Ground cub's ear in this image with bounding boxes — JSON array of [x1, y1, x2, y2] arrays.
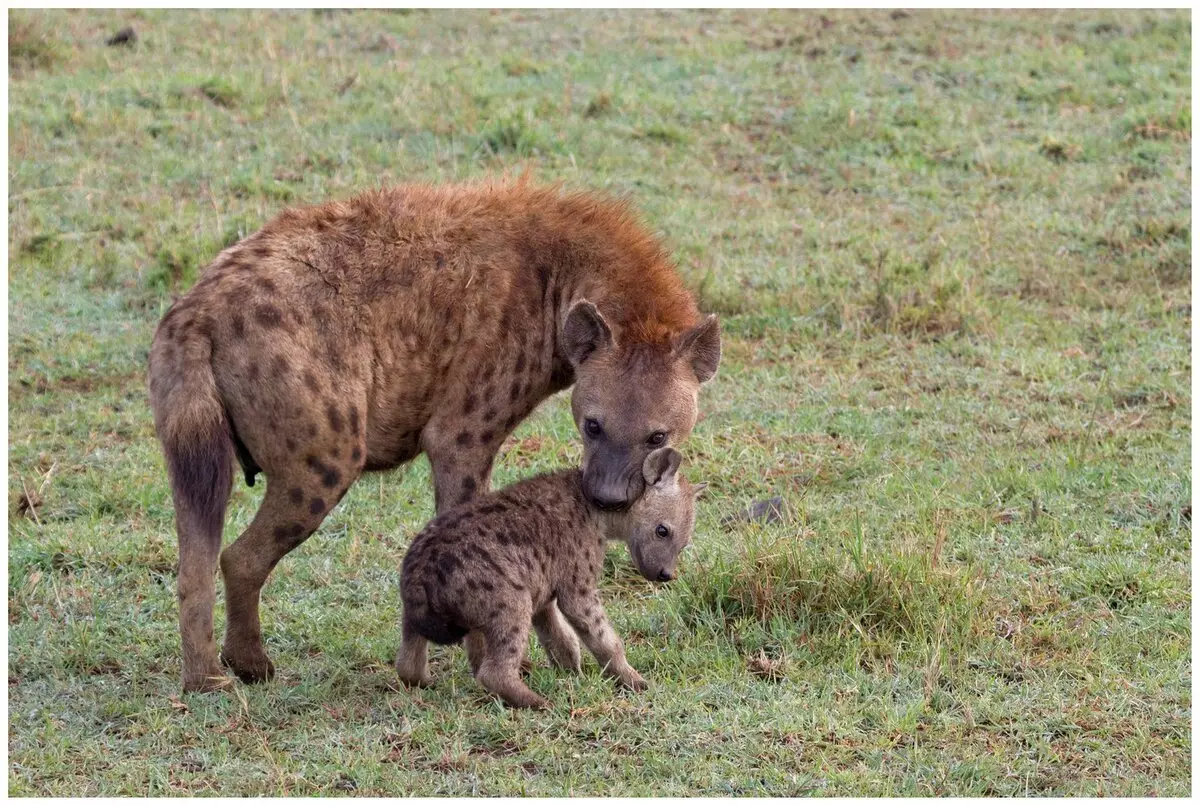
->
[[675, 314, 721, 384], [563, 300, 614, 367], [642, 447, 682, 488], [692, 481, 709, 499]]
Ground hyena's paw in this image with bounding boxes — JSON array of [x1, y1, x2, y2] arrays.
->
[[620, 670, 649, 692]]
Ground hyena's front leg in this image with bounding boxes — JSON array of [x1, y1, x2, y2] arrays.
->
[[557, 590, 648, 691], [423, 421, 503, 513]]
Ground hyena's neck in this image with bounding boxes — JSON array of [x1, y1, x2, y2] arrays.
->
[[531, 207, 702, 379]]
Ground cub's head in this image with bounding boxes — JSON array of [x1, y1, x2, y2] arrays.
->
[[623, 447, 705, 583], [564, 300, 720, 512]]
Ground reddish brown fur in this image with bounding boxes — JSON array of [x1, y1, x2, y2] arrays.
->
[[147, 178, 720, 693]]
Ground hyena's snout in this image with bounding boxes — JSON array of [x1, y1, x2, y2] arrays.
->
[[582, 465, 643, 512]]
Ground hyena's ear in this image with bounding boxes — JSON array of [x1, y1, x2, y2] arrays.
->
[[675, 314, 721, 384], [692, 482, 708, 499], [643, 447, 682, 488], [563, 300, 614, 367]]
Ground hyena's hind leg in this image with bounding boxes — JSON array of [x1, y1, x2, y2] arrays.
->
[[473, 617, 548, 710], [533, 601, 582, 673], [219, 460, 361, 683], [396, 620, 433, 688], [463, 631, 486, 676]]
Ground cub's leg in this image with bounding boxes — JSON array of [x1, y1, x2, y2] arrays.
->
[[463, 631, 487, 676], [557, 590, 648, 691], [533, 601, 582, 673], [395, 620, 433, 688], [472, 617, 548, 710]]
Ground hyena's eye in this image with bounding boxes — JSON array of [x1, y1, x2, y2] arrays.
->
[[647, 431, 667, 446], [655, 524, 670, 538], [584, 418, 603, 438]]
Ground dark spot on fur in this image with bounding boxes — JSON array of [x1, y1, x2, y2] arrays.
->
[[255, 276, 277, 293], [255, 304, 283, 328], [455, 431, 473, 447], [271, 355, 289, 379], [348, 406, 360, 434], [252, 244, 272, 259], [273, 523, 306, 545], [462, 392, 477, 416], [437, 553, 460, 577], [479, 430, 494, 444], [483, 408, 497, 423], [505, 414, 520, 429], [482, 366, 495, 384], [247, 363, 260, 382], [305, 455, 341, 489], [465, 578, 480, 592], [351, 446, 362, 462], [285, 437, 297, 453], [515, 354, 526, 373], [309, 497, 325, 515], [231, 315, 246, 339], [480, 579, 495, 592], [304, 371, 320, 393], [326, 403, 344, 433], [461, 477, 477, 494], [289, 487, 304, 505], [509, 380, 521, 402], [308, 423, 319, 438]]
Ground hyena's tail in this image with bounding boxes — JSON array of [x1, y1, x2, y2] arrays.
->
[[148, 308, 234, 690]]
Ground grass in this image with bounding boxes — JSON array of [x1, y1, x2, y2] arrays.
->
[[7, 8, 1191, 796]]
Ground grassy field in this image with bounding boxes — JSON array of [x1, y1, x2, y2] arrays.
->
[[7, 8, 1191, 796]]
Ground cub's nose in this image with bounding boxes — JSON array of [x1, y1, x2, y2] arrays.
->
[[590, 494, 630, 512], [656, 570, 674, 583]]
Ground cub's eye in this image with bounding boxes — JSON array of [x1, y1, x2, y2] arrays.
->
[[655, 524, 670, 538], [647, 431, 667, 446], [584, 418, 603, 438]]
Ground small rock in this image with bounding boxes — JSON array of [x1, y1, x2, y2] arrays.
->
[[334, 774, 357, 792], [721, 496, 791, 528], [106, 27, 137, 47]]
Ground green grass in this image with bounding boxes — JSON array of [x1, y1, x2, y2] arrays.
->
[[7, 8, 1191, 796]]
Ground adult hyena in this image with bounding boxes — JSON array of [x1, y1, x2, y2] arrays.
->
[[147, 179, 721, 693]]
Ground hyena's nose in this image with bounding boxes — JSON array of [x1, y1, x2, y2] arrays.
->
[[590, 494, 630, 512], [656, 570, 674, 583]]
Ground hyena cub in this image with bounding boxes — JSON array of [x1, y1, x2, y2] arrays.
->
[[396, 447, 702, 709]]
